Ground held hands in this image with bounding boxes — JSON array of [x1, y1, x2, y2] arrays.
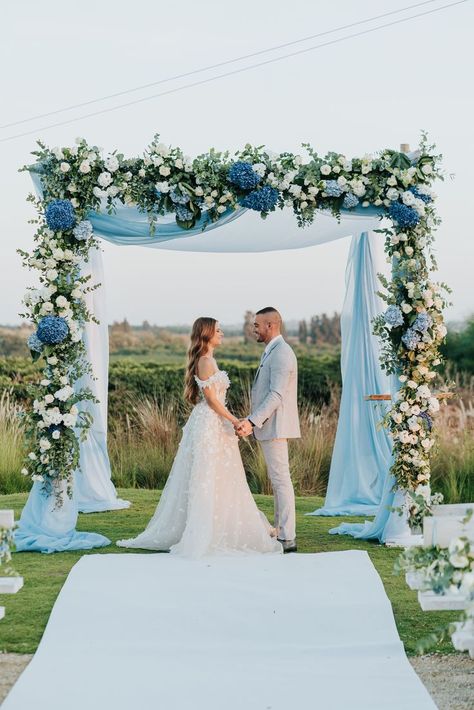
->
[[233, 419, 253, 438]]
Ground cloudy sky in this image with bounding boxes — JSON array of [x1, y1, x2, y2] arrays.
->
[[1, 0, 472, 326]]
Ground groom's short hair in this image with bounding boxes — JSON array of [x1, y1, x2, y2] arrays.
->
[[256, 307, 282, 324]]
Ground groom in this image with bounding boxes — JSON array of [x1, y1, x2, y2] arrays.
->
[[236, 307, 300, 553]]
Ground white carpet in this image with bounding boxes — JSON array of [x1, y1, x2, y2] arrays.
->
[[3, 550, 435, 710]]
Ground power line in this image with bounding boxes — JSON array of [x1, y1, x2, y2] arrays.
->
[[0, 0, 443, 131], [0, 0, 468, 144]]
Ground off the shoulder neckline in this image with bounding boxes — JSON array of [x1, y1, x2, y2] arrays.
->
[[194, 369, 229, 386]]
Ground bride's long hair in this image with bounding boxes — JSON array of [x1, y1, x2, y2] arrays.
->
[[184, 317, 217, 405]]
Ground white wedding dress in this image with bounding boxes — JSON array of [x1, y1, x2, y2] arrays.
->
[[117, 370, 282, 557]]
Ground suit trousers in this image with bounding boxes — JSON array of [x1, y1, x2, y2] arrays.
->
[[259, 439, 296, 541]]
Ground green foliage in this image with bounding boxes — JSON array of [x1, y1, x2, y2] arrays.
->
[[442, 317, 474, 374]]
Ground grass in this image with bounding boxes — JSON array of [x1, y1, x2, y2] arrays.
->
[[0, 489, 459, 657]]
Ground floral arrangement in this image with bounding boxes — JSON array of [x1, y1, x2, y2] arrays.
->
[[19, 133, 448, 509], [0, 526, 16, 576], [392, 486, 444, 533]]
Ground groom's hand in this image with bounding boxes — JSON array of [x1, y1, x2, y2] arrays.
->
[[235, 419, 253, 437]]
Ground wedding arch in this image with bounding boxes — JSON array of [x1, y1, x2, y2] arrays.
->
[[15, 134, 449, 552]]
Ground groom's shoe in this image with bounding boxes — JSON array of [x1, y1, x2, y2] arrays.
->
[[278, 538, 297, 553]]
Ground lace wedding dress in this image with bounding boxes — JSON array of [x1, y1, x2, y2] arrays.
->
[[117, 370, 282, 558]]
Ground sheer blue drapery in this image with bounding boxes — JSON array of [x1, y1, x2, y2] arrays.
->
[[307, 232, 392, 518]]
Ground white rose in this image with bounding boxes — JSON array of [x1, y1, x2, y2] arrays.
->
[[320, 164, 331, 175], [300, 201, 308, 209], [97, 172, 113, 187], [390, 235, 400, 245], [387, 188, 399, 201], [79, 160, 91, 174], [47, 356, 58, 365], [386, 175, 397, 186], [52, 147, 64, 160], [401, 303, 412, 314], [437, 324, 447, 338], [138, 168, 146, 177], [407, 380, 418, 389], [28, 452, 37, 461], [399, 375, 408, 382], [70, 405, 79, 415], [52, 429, 61, 440], [71, 288, 82, 299], [60, 162, 71, 173], [32, 474, 45, 482], [410, 404, 421, 415], [398, 431, 411, 444], [391, 412, 403, 424], [55, 295, 68, 309], [252, 163, 266, 177], [174, 158, 183, 170], [159, 166, 171, 177], [402, 191, 415, 206], [421, 164, 433, 175], [93, 187, 106, 198], [417, 385, 432, 399], [39, 437, 51, 451], [41, 301, 54, 313], [421, 438, 434, 450], [217, 205, 226, 214], [107, 185, 119, 197], [399, 401, 410, 412], [46, 269, 58, 282], [194, 186, 204, 197], [405, 246, 414, 256], [105, 156, 119, 172], [289, 184, 302, 197], [62, 413, 77, 428], [21, 468, 29, 476], [428, 397, 440, 414], [44, 394, 54, 404]]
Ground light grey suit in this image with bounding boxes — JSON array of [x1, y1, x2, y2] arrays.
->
[[249, 336, 300, 541]]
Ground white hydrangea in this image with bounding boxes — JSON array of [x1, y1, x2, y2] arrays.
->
[[54, 385, 74, 402], [39, 437, 52, 451], [387, 188, 399, 201], [156, 181, 170, 194], [62, 413, 78, 428]]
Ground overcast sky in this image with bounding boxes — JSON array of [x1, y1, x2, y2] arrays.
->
[[1, 0, 472, 326]]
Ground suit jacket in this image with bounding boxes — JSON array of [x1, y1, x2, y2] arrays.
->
[[249, 337, 301, 441]]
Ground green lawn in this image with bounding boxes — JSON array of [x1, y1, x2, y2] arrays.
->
[[0, 489, 457, 655]]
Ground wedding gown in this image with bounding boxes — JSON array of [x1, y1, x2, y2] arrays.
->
[[117, 370, 282, 558]]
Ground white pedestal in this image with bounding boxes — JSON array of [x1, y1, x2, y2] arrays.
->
[[0, 577, 23, 594], [0, 607, 4, 620], [0, 510, 14, 529], [423, 515, 474, 547], [432, 503, 474, 517], [418, 590, 468, 611]]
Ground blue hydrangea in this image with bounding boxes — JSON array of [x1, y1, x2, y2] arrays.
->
[[419, 411, 433, 431], [170, 189, 190, 205], [44, 199, 76, 231], [413, 312, 432, 333], [175, 204, 194, 221], [73, 220, 93, 241], [384, 305, 404, 327], [401, 327, 421, 350], [409, 186, 432, 204], [36, 316, 69, 344], [240, 185, 279, 212], [324, 180, 343, 198], [227, 162, 262, 190], [27, 333, 43, 353], [388, 201, 420, 228], [342, 192, 359, 209]]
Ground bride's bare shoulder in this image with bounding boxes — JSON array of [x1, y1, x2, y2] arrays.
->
[[197, 355, 218, 380]]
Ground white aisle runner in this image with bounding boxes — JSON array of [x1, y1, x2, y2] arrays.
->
[[3, 550, 435, 710]]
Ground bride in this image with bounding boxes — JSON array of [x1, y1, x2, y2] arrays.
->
[[117, 317, 282, 558]]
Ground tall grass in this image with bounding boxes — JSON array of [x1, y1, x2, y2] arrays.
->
[[0, 383, 472, 500], [0, 390, 30, 494]]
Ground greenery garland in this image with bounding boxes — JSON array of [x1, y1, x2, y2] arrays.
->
[[19, 133, 449, 516]]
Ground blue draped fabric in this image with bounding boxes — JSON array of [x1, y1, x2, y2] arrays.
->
[[328, 373, 401, 543], [15, 480, 110, 554], [307, 232, 392, 518], [88, 204, 247, 245]]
